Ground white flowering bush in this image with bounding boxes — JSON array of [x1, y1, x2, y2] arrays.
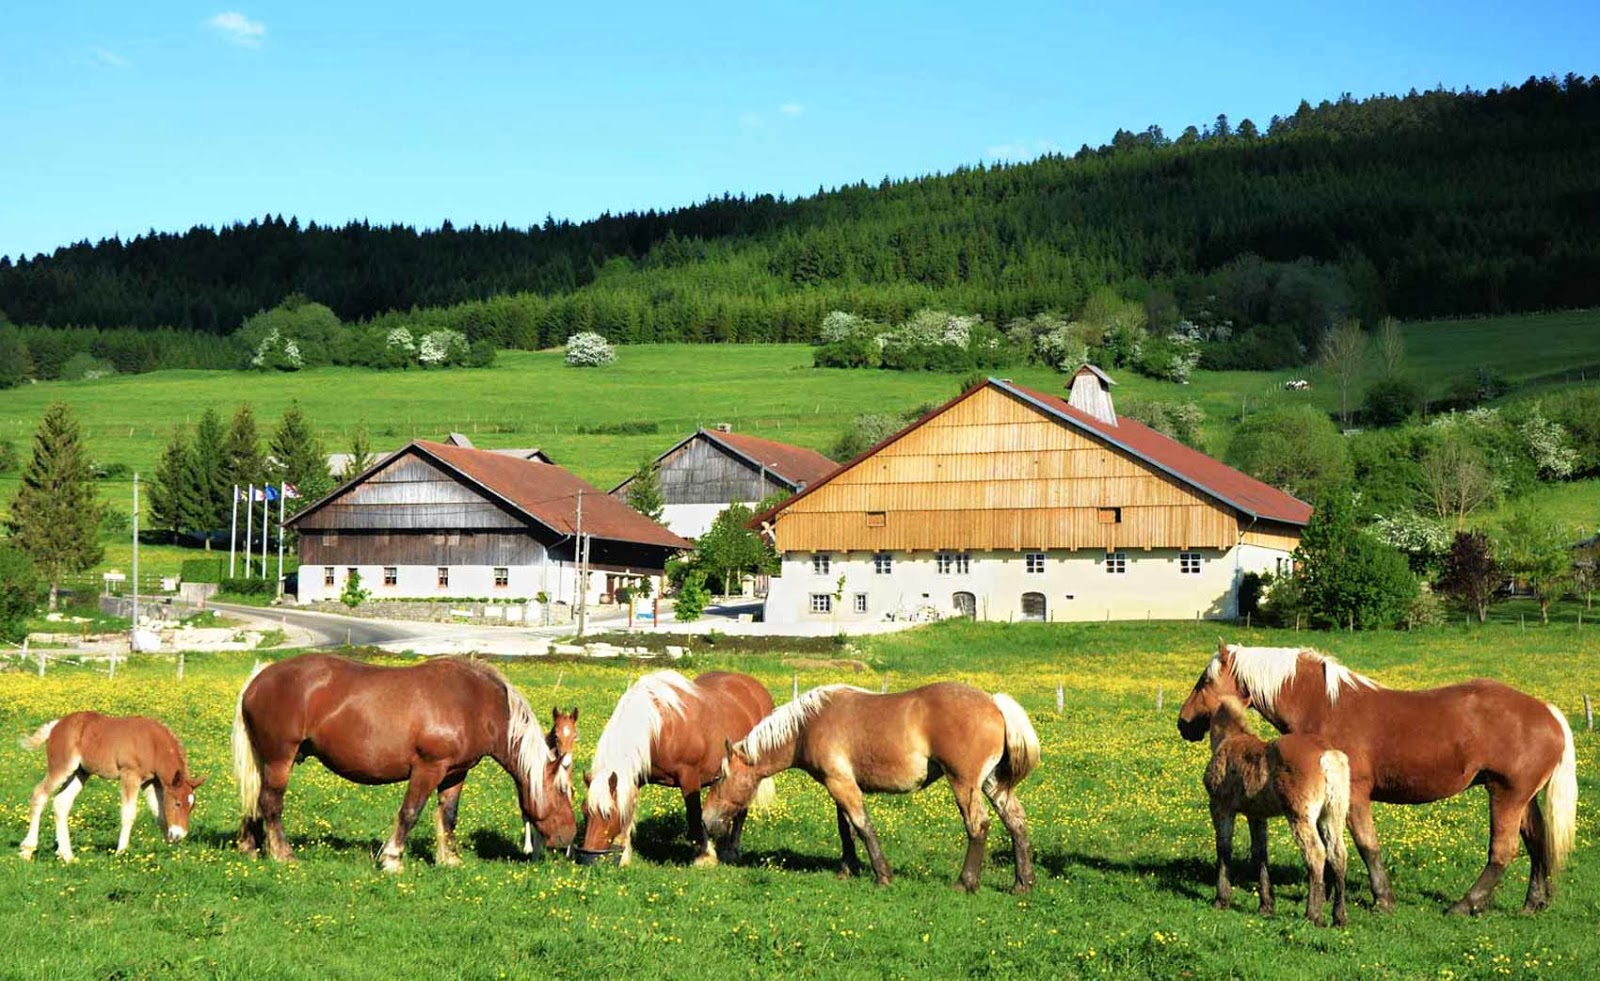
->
[[249, 327, 305, 371], [1036, 325, 1090, 373], [385, 327, 416, 356], [1371, 511, 1452, 565], [819, 311, 870, 343], [1515, 404, 1578, 479], [565, 332, 616, 367], [418, 329, 469, 367]]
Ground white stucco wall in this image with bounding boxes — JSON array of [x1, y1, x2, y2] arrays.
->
[[296, 547, 660, 610], [763, 544, 1295, 625], [660, 501, 756, 540]]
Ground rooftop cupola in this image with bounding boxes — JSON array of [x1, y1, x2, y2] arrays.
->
[[1067, 364, 1117, 425]]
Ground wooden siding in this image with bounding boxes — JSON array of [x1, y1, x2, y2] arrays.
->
[[620, 435, 787, 506], [295, 456, 533, 534], [1241, 522, 1302, 552], [771, 386, 1246, 553], [302, 530, 543, 566]]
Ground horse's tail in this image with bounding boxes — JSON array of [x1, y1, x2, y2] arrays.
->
[[19, 719, 58, 751], [1318, 749, 1351, 871], [990, 693, 1041, 789], [1543, 703, 1578, 877], [232, 662, 268, 821]]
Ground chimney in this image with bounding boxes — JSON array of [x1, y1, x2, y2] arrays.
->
[[1067, 365, 1117, 425], [714, 423, 733, 433]]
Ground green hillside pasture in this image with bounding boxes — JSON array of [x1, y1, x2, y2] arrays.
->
[[0, 620, 1594, 979]]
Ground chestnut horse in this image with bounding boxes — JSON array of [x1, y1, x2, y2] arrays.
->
[[704, 682, 1041, 893], [1179, 642, 1577, 914], [1201, 695, 1350, 926], [580, 670, 773, 865], [19, 713, 205, 862], [233, 654, 576, 871]]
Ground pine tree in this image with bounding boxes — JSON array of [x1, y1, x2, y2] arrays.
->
[[270, 402, 330, 514], [623, 457, 665, 522], [224, 403, 266, 491], [4, 403, 105, 610], [340, 422, 375, 481], [189, 408, 231, 547], [147, 427, 194, 541]]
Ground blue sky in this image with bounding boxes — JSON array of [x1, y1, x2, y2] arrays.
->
[[2, 1, 1596, 259]]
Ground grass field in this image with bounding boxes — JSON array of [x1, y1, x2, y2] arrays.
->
[[0, 621, 1594, 979]]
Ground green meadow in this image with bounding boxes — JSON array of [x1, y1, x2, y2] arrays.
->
[[0, 621, 1594, 979]]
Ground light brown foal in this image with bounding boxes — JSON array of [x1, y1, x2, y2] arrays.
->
[[19, 712, 205, 862], [1203, 696, 1349, 926]]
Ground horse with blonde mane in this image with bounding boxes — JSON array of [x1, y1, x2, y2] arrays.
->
[[704, 682, 1041, 893], [579, 670, 773, 865], [233, 654, 576, 871], [1200, 695, 1350, 926], [1179, 641, 1578, 915]]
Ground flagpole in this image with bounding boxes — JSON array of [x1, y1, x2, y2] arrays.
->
[[229, 484, 239, 577], [261, 487, 270, 578], [276, 482, 286, 598], [244, 484, 254, 577]]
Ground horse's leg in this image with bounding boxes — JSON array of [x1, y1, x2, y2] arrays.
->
[[1209, 802, 1236, 910], [21, 758, 78, 860], [826, 776, 891, 886], [722, 807, 748, 864], [1520, 795, 1551, 912], [433, 774, 466, 868], [834, 802, 861, 879], [380, 765, 443, 873], [983, 778, 1035, 894], [114, 773, 142, 855], [1285, 806, 1328, 926], [51, 772, 87, 863], [1446, 783, 1528, 916], [683, 782, 717, 868], [144, 783, 162, 823], [260, 757, 297, 864], [1347, 794, 1394, 912], [1325, 816, 1349, 927], [1249, 816, 1273, 916], [950, 779, 991, 893]]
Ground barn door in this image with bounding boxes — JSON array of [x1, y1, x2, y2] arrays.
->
[[1020, 592, 1047, 622], [952, 591, 976, 618]]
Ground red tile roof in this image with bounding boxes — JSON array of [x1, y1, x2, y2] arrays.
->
[[702, 429, 839, 490], [414, 440, 693, 548]]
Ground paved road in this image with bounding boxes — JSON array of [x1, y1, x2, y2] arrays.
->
[[208, 602, 426, 647]]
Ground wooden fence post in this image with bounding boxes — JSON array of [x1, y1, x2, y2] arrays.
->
[[1055, 682, 1064, 715], [792, 674, 799, 701], [1584, 694, 1593, 732], [177, 651, 185, 683], [1156, 684, 1164, 711]]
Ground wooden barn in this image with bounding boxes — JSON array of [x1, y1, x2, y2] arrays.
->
[[610, 425, 838, 538], [289, 440, 689, 608], [758, 367, 1311, 624]]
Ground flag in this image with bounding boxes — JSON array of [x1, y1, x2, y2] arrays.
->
[[283, 483, 301, 499]]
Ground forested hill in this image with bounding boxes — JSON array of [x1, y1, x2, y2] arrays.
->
[[4, 75, 1600, 342]]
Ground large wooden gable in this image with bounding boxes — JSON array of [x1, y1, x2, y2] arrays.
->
[[292, 452, 528, 532], [769, 384, 1249, 554]]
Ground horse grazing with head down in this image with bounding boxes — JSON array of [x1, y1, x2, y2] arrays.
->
[[1179, 641, 1578, 915], [233, 654, 575, 871], [1201, 695, 1350, 926], [580, 670, 773, 866], [704, 682, 1041, 893], [19, 713, 205, 862]]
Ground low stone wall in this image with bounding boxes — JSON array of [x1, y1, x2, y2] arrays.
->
[[305, 600, 573, 626]]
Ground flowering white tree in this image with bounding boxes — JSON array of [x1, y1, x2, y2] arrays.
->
[[385, 327, 416, 357], [565, 332, 616, 367], [419, 329, 469, 367], [1516, 404, 1578, 479]]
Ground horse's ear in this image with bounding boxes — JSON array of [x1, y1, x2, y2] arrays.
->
[[582, 770, 592, 787], [190, 774, 207, 789], [607, 772, 619, 797], [724, 737, 735, 759], [1217, 636, 1229, 655], [569, 706, 578, 722]]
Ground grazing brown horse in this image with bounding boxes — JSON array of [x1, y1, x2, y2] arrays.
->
[[704, 682, 1041, 893], [1179, 641, 1578, 914], [1200, 695, 1350, 926], [580, 670, 773, 866], [526, 706, 579, 854], [233, 654, 576, 871], [19, 713, 205, 862]]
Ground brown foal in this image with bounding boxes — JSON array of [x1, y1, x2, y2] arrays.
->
[[1179, 641, 1578, 914], [19, 713, 205, 862]]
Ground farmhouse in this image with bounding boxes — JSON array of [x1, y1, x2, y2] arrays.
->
[[610, 425, 838, 538], [758, 367, 1311, 624], [326, 432, 553, 478], [289, 440, 690, 609]]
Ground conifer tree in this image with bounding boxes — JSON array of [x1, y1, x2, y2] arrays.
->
[[624, 457, 665, 522], [189, 408, 232, 546], [4, 403, 105, 610], [224, 403, 266, 491], [147, 427, 194, 541], [339, 422, 375, 480], [269, 402, 330, 514]]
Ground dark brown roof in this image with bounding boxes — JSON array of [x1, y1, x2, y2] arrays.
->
[[757, 377, 1310, 528]]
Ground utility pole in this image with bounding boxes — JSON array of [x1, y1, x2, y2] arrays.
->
[[131, 472, 139, 649], [260, 486, 270, 578], [276, 482, 286, 598], [575, 490, 587, 638], [244, 484, 254, 577], [229, 484, 239, 577]]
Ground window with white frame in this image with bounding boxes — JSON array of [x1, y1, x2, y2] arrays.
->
[[812, 553, 831, 575], [493, 567, 510, 588], [437, 566, 450, 588], [323, 567, 335, 587], [383, 567, 398, 587], [854, 593, 868, 613], [936, 552, 971, 575], [1179, 552, 1203, 575], [1104, 552, 1127, 574], [873, 552, 892, 574], [1025, 552, 1046, 574], [810, 593, 833, 614]]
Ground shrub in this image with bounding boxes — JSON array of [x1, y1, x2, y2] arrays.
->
[[0, 545, 41, 643], [1226, 405, 1351, 502], [564, 332, 616, 367], [0, 440, 17, 474], [1294, 490, 1419, 629], [1120, 399, 1206, 449], [219, 576, 275, 597], [1361, 376, 1423, 427], [1437, 531, 1500, 622], [674, 570, 710, 622], [181, 558, 226, 584], [574, 420, 659, 435], [1237, 572, 1269, 620], [61, 352, 116, 381], [340, 569, 370, 608]]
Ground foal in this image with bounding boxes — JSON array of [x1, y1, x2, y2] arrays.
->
[[19, 713, 205, 862], [1203, 696, 1349, 926]]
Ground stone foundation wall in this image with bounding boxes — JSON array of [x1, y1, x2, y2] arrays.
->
[[304, 600, 575, 626]]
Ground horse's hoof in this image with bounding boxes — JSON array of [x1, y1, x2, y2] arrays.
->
[[436, 854, 463, 869], [873, 875, 892, 887], [1213, 898, 1230, 911], [692, 853, 719, 869], [1443, 900, 1479, 917], [836, 866, 856, 880], [18, 847, 35, 862], [1334, 909, 1349, 927], [1257, 905, 1275, 918], [950, 879, 979, 893], [1374, 896, 1396, 914], [1012, 881, 1034, 896], [57, 852, 75, 864]]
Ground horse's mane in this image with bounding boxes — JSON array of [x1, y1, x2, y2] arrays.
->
[[1212, 645, 1377, 713], [737, 685, 869, 763], [446, 657, 555, 808], [587, 670, 699, 820]]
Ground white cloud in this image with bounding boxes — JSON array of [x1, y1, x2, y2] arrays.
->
[[779, 102, 804, 116], [91, 47, 129, 68], [208, 11, 266, 47], [985, 139, 1061, 160]]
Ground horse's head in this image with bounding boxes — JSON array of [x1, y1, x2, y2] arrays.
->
[[1177, 639, 1248, 742], [548, 706, 578, 797], [161, 769, 206, 843], [579, 771, 626, 852], [702, 739, 761, 840], [525, 755, 577, 851]]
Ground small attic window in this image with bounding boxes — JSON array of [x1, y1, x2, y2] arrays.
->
[[1097, 507, 1122, 524], [865, 511, 887, 528]]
